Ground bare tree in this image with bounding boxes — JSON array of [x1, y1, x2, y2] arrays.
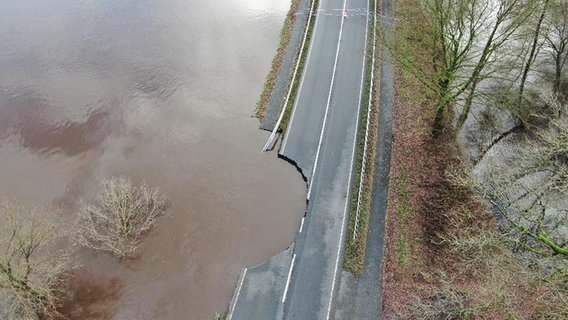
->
[[394, 0, 488, 135], [76, 177, 169, 258], [485, 96, 568, 259], [518, 0, 550, 102], [544, 0, 568, 95], [429, 0, 491, 136], [458, 0, 535, 129], [0, 202, 68, 319], [393, 0, 537, 136]]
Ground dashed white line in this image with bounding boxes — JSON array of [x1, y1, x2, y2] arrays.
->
[[307, 0, 349, 201], [282, 254, 297, 303], [299, 217, 305, 234], [227, 268, 247, 320]]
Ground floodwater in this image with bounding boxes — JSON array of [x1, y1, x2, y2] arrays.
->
[[0, 0, 306, 319]]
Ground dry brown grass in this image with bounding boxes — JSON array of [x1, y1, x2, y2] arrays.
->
[[383, 66, 568, 320]]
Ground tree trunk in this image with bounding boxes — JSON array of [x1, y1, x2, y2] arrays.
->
[[432, 79, 451, 137], [458, 82, 476, 128], [458, 24, 499, 128], [432, 101, 447, 137], [555, 57, 562, 94], [519, 0, 549, 102], [458, 0, 527, 129]]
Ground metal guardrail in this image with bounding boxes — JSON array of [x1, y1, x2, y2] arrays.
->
[[353, 0, 378, 240], [262, 0, 318, 152]]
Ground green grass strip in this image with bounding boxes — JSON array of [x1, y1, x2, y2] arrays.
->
[[344, 0, 379, 275], [255, 0, 302, 120], [278, 0, 320, 132]]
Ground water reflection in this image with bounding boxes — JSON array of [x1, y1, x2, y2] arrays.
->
[[0, 0, 304, 319]]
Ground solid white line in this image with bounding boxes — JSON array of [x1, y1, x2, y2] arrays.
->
[[307, 0, 348, 201], [299, 217, 305, 234], [227, 268, 247, 320], [325, 1, 370, 319], [282, 254, 297, 303], [270, 0, 321, 152]]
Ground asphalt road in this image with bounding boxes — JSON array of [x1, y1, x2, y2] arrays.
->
[[281, 0, 370, 319], [337, 0, 394, 318], [280, 0, 346, 180], [228, 0, 370, 318], [260, 0, 312, 131]]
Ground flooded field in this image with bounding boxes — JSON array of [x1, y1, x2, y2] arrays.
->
[[0, 0, 306, 318]]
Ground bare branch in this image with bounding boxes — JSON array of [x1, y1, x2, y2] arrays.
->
[[76, 177, 170, 258], [0, 201, 69, 319]]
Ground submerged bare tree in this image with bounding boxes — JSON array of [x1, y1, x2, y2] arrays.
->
[[76, 177, 169, 258], [485, 95, 568, 259], [0, 202, 68, 319]]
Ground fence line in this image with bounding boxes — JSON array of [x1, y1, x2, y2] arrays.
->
[[353, 0, 378, 240], [262, 0, 318, 152]]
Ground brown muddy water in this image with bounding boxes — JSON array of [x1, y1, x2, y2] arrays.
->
[[0, 0, 306, 319]]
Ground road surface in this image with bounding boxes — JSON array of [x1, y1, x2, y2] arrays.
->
[[228, 0, 371, 318], [280, 0, 369, 318]]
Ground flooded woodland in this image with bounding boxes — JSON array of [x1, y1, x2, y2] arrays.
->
[[0, 0, 306, 318]]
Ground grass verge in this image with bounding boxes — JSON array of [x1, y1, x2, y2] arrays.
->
[[254, 0, 302, 121], [278, 0, 319, 132], [344, 0, 379, 275]]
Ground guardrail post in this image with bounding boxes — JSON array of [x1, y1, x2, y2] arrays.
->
[[353, 0, 378, 240]]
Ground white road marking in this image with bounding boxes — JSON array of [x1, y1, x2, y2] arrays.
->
[[227, 268, 247, 320], [307, 0, 349, 201], [278, 0, 321, 153], [299, 217, 305, 234], [295, 7, 368, 17], [282, 254, 297, 303], [325, 1, 371, 319]]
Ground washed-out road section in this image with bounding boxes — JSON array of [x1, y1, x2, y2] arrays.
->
[[228, 0, 370, 319]]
